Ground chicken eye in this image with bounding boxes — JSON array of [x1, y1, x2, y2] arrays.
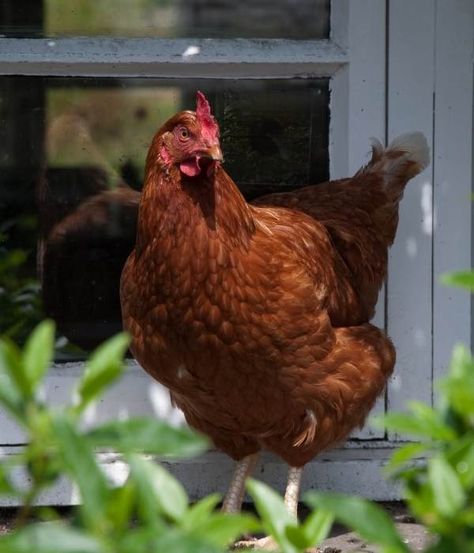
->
[[179, 127, 189, 139]]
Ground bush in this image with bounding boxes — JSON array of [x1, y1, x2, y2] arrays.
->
[[0, 322, 259, 552], [307, 271, 474, 553]]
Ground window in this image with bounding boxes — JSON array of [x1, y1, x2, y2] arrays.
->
[[0, 0, 386, 437], [0, 1, 345, 354]]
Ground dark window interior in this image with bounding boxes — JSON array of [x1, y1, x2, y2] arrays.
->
[[0, 77, 329, 357], [1, 0, 330, 39]]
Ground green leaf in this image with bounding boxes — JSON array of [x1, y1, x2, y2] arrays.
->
[[22, 320, 55, 391], [181, 494, 222, 531], [106, 481, 136, 533], [376, 408, 456, 441], [447, 436, 474, 488], [86, 418, 208, 458], [76, 333, 129, 411], [428, 456, 466, 517], [0, 338, 30, 400], [190, 513, 259, 548], [0, 522, 103, 553], [441, 270, 474, 291], [386, 442, 430, 474], [0, 369, 24, 420], [438, 345, 474, 416], [285, 525, 309, 549], [0, 462, 19, 496], [51, 416, 109, 530], [301, 508, 334, 547], [153, 529, 222, 553], [128, 455, 188, 522], [247, 478, 297, 553], [305, 492, 409, 553]]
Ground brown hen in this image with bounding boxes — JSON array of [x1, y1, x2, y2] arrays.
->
[[120, 92, 429, 522]]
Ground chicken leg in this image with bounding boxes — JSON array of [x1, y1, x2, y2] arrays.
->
[[233, 465, 305, 551], [222, 453, 260, 513]]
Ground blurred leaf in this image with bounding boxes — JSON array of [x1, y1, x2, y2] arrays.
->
[[386, 442, 430, 474], [285, 525, 309, 549], [76, 333, 129, 411], [190, 513, 259, 548], [247, 478, 297, 553], [441, 270, 474, 291], [0, 462, 19, 496], [153, 529, 222, 553], [0, 522, 103, 553], [376, 408, 456, 441], [128, 455, 188, 523], [106, 481, 136, 533], [447, 436, 474, 488], [301, 508, 334, 547], [305, 492, 409, 553], [51, 416, 109, 530], [449, 344, 474, 379], [0, 338, 30, 400], [428, 457, 465, 517], [438, 345, 474, 416], [86, 418, 208, 458], [181, 493, 221, 531], [22, 320, 55, 391], [0, 368, 24, 419]]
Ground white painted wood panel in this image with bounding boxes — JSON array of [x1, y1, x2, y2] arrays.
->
[[432, 0, 474, 383], [0, 38, 346, 78], [386, 0, 435, 435], [0, 363, 183, 445], [0, 448, 402, 506]]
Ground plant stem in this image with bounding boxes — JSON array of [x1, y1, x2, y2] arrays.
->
[[14, 482, 40, 528]]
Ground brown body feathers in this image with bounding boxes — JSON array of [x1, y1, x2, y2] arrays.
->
[[121, 97, 429, 467]]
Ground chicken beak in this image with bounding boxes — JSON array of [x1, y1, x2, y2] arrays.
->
[[201, 144, 224, 163]]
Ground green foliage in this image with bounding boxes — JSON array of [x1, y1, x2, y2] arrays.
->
[[300, 270, 474, 553], [247, 479, 333, 553], [0, 218, 42, 343], [0, 321, 257, 552], [305, 493, 409, 553], [297, 341, 474, 552]]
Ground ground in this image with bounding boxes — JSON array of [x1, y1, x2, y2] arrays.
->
[[0, 502, 430, 552], [318, 502, 430, 552]]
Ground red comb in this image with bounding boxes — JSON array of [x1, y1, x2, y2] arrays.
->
[[196, 91, 219, 142], [196, 91, 212, 120]]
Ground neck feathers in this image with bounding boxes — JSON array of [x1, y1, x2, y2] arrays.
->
[[135, 161, 255, 258]]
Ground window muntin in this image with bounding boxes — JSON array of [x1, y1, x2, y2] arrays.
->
[[1, 0, 330, 40], [0, 76, 329, 356]]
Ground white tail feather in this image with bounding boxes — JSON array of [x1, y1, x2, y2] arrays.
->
[[362, 132, 430, 193], [386, 132, 430, 172]]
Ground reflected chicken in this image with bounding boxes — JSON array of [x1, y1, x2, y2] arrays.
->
[[120, 92, 429, 521]]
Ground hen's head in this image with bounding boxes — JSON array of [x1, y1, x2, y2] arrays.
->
[[156, 91, 223, 178]]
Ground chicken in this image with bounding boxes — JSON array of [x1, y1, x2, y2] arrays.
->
[[120, 91, 429, 527]]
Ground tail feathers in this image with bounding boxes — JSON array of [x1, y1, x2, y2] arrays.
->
[[361, 132, 430, 199]]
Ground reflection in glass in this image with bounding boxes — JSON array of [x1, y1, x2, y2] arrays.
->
[[1, 0, 330, 39], [0, 77, 329, 356]]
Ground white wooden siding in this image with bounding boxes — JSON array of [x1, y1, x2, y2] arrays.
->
[[385, 0, 436, 439], [432, 0, 473, 384]]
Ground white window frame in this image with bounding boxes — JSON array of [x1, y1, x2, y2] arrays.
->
[[0, 0, 472, 503]]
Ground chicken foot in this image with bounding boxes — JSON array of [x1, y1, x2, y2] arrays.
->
[[222, 452, 260, 513]]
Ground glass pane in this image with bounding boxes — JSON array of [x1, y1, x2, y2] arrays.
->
[[0, 76, 329, 357], [1, 0, 330, 39]]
